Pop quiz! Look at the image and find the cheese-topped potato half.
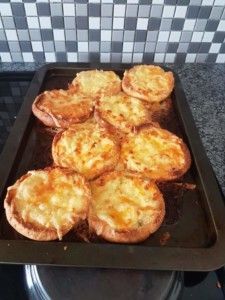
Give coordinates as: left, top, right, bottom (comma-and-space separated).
71, 70, 121, 98
95, 92, 151, 133
4, 167, 91, 241
52, 122, 120, 180
89, 171, 165, 243
121, 124, 191, 181
32, 89, 93, 128
122, 65, 174, 103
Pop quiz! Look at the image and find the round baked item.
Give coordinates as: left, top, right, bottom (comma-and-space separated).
94, 92, 151, 133
32, 89, 93, 128
121, 124, 191, 181
71, 70, 121, 98
4, 167, 91, 241
89, 171, 165, 243
122, 65, 174, 103
52, 122, 120, 180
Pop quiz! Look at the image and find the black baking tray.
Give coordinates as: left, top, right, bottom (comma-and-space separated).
0, 63, 225, 271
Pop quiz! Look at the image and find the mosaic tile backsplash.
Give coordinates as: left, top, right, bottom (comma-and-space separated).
0, 1, 225, 64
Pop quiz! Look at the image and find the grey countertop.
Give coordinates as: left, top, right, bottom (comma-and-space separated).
0, 62, 224, 195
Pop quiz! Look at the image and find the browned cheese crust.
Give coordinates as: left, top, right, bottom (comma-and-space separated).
148, 97, 172, 124
122, 65, 174, 103
32, 89, 94, 128
121, 124, 191, 181
71, 69, 121, 98
89, 171, 165, 243
4, 167, 91, 241
52, 122, 120, 180
94, 92, 152, 134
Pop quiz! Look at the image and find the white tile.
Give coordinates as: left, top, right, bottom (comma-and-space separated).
158, 31, 170, 42
174, 6, 187, 18
136, 18, 148, 30
5, 30, 18, 41
127, 0, 139, 3
24, 3, 37, 16
214, 0, 225, 4
183, 19, 196, 31
27, 17, 39, 29
185, 54, 196, 63
89, 17, 100, 29
201, 0, 214, 4
152, 0, 164, 4
78, 42, 88, 52
202, 32, 215, 43
169, 31, 181, 42
123, 42, 134, 52
63, 4, 75, 16
209, 43, 221, 53
67, 53, 78, 62
101, 0, 113, 3
122, 53, 132, 63
133, 53, 143, 63
49, 0, 61, 2
22, 52, 34, 62
0, 4, 12, 16
101, 30, 112, 41
100, 53, 111, 63
162, 6, 175, 18
154, 53, 165, 63
53, 29, 65, 41
39, 17, 52, 29
45, 52, 56, 62
0, 53, 12, 62
216, 54, 225, 63
217, 20, 225, 31
31, 41, 43, 52
114, 4, 126, 17
191, 31, 203, 42
89, 0, 101, 2
165, 53, 176, 63
113, 18, 124, 30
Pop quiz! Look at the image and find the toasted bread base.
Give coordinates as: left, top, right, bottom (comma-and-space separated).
52, 123, 120, 180
121, 124, 191, 181
32, 90, 93, 128
89, 171, 165, 243
94, 92, 151, 134
4, 167, 91, 241
122, 65, 174, 103
71, 70, 121, 98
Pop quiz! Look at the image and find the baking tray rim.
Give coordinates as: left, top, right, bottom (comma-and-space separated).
0, 62, 225, 271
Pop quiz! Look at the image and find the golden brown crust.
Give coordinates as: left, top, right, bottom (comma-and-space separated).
52, 122, 120, 180
88, 171, 165, 243
71, 70, 121, 98
122, 65, 174, 103
94, 92, 152, 134
32, 89, 94, 128
121, 124, 191, 181
4, 167, 91, 241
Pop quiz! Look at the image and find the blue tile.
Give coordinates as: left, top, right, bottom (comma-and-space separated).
124, 18, 137, 30
213, 32, 225, 43
41, 29, 54, 41
66, 41, 77, 51
11, 3, 25, 16
37, 3, 51, 16
51, 17, 64, 29
20, 41, 32, 52
89, 3, 100, 17
14, 17, 28, 29
0, 41, 9, 52
148, 18, 161, 30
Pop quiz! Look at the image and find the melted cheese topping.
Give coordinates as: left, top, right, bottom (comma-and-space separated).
14, 168, 89, 238
38, 89, 93, 123
72, 70, 121, 97
53, 123, 119, 179
91, 172, 164, 230
124, 65, 174, 103
96, 92, 150, 133
121, 126, 187, 180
